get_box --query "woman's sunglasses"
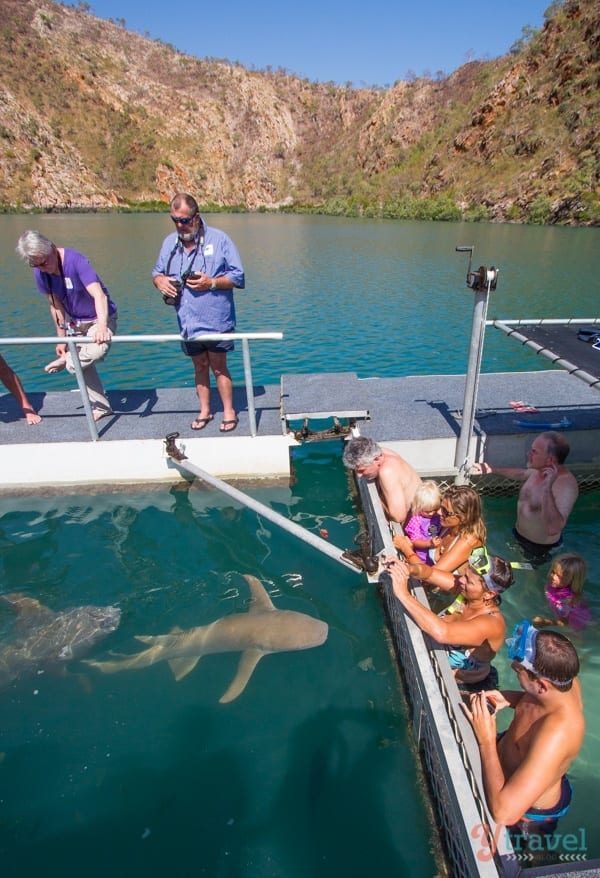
[440,506,458,518]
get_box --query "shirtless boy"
[343,436,422,526]
[465,623,584,839]
[472,432,578,559]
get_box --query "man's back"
[498,680,584,812]
[377,448,422,525]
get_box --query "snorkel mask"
[506,619,538,673]
[470,545,490,575]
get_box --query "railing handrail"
[1,331,283,441]
[0,331,283,344]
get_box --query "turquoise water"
[1,213,599,389]
[0,443,435,877]
[0,215,599,874]
[484,491,600,860]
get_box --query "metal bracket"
[292,416,356,443]
[164,432,187,461]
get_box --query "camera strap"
[166,230,203,280]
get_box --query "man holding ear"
[472,431,578,560]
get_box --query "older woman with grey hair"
[16,230,118,421]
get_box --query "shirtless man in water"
[343,436,422,525]
[472,432,578,559]
[465,623,584,840]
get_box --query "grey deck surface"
[0,385,283,445]
[1,368,598,446]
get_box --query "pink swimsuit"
[545,584,591,631]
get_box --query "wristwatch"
[210,278,217,290]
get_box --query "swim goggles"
[470,545,490,575]
[506,619,538,672]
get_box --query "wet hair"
[342,436,382,469]
[170,192,199,215]
[412,480,442,514]
[533,629,579,691]
[442,485,487,544]
[541,431,570,464]
[15,230,55,262]
[550,553,587,596]
[486,555,514,595]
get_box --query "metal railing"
[0,331,283,441]
[489,319,600,391]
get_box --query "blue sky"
[77,0,554,87]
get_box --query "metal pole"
[166,450,361,573]
[454,283,491,482]
[242,338,257,437]
[64,338,99,441]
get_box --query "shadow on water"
[0,704,416,878]
[245,705,416,878]
[0,705,249,878]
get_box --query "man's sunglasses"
[170,214,197,226]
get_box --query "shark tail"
[84,644,165,673]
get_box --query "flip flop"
[191,415,214,430]
[509,401,539,413]
[220,417,238,433]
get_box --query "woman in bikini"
[394,484,488,593]
[385,554,514,686]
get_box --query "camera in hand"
[163,277,182,307]
[486,697,497,715]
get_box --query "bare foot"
[44,356,67,374]
[24,411,42,425]
[93,408,113,422]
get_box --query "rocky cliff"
[0,0,597,223]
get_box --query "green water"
[0,443,436,877]
[0,215,599,874]
[483,491,600,861]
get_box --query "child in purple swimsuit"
[404,481,442,564]
[533,553,592,631]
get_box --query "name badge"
[65,277,74,289]
[204,244,214,256]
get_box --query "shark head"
[56,605,122,660]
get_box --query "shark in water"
[0,593,121,690]
[85,574,329,703]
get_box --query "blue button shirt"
[153,225,245,338]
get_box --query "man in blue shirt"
[152,193,245,432]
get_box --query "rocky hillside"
[0,0,598,223]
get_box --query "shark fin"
[243,574,275,614]
[219,648,266,703]
[168,656,201,681]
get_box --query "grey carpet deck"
[1,369,598,447]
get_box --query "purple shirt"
[405,512,442,564]
[34,248,117,321]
